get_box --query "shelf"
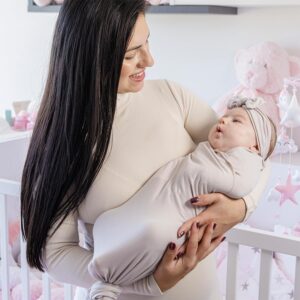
[0,131,32,144]
[27,1,237,14]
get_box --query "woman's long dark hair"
[21,0,146,271]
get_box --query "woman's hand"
[177,193,246,240]
[153,222,224,292]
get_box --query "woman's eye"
[125,56,135,60]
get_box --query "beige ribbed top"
[44,80,269,300]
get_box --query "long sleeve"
[165,80,218,144]
[165,80,270,222]
[242,159,271,220]
[44,211,162,296]
[44,211,95,288]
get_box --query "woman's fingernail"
[196,222,201,229]
[178,231,185,237]
[213,223,217,230]
[221,237,226,242]
[169,242,176,250]
[190,197,199,204]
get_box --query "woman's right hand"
[153,222,224,292]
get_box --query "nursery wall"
[0,1,300,114]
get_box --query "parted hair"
[21,0,146,271]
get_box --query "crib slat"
[64,284,73,300]
[0,179,20,197]
[0,194,10,300]
[294,257,300,299]
[20,234,30,300]
[226,242,239,300]
[258,249,273,300]
[42,273,51,300]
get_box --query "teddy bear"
[214,41,300,129]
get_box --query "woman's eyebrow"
[126,33,150,52]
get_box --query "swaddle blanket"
[88,141,263,299]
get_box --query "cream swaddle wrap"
[88,98,272,300]
[88,151,262,299]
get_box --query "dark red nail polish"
[196,222,201,229]
[213,223,217,230]
[190,197,199,204]
[221,237,226,242]
[177,252,184,258]
[178,231,185,237]
[169,242,176,250]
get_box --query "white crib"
[1,178,300,300]
[0,179,74,300]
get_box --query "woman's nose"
[138,47,154,68]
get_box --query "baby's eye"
[233,119,241,123]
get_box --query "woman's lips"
[130,71,145,82]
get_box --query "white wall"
[1,1,300,117]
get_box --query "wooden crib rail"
[0,179,73,300]
[226,225,300,300]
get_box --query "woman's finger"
[161,242,178,264]
[196,223,214,258]
[199,235,226,261]
[191,193,221,207]
[177,218,197,238]
[184,222,200,263]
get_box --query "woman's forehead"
[126,14,149,52]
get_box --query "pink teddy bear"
[214,41,300,128]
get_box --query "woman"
[21,0,269,299]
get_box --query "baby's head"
[208,97,277,160]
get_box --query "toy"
[214,41,300,128]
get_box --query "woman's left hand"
[177,193,246,240]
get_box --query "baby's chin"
[208,138,228,152]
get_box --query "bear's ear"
[289,56,300,76]
[234,49,248,66]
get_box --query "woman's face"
[118,14,154,94]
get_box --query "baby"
[88,97,277,300]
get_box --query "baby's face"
[208,107,258,152]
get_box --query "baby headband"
[227,96,272,160]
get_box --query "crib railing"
[1,178,300,300]
[226,225,300,300]
[0,179,73,300]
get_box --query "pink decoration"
[13,110,36,131]
[214,41,300,129]
[11,280,43,300]
[292,222,300,237]
[275,173,300,206]
[37,287,64,300]
[8,220,20,246]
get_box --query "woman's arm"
[44,211,163,296]
[167,81,270,231]
[44,211,95,288]
[176,160,271,239]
